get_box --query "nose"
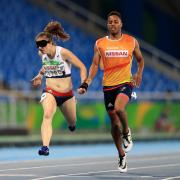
[110,22,116,26]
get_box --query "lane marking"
[161,176,180,180]
[0,155,180,172]
[0,174,35,177]
[31,163,180,180]
[65,175,154,178]
[0,152,179,165]
[0,161,113,172]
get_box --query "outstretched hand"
[31,74,42,87]
[77,88,86,94]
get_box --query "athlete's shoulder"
[56,45,62,51]
[123,33,135,40]
[95,36,107,46]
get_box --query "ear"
[120,22,123,28]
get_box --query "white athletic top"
[41,46,71,78]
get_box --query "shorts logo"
[40,93,46,102]
[131,92,137,99]
[121,87,126,91]
[105,50,128,57]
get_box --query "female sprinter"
[31,21,87,156]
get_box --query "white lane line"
[31,163,180,180]
[0,161,113,172]
[161,176,180,180]
[0,155,180,172]
[62,175,154,178]
[0,174,35,177]
[31,170,121,180]
[129,163,180,170]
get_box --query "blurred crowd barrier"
[0,90,180,137]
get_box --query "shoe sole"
[38,152,49,156]
[39,153,49,156]
[119,168,127,173]
[118,166,127,173]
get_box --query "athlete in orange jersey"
[96,34,135,86]
[80,11,144,173]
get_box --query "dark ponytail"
[44,21,70,41]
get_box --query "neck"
[47,46,56,59]
[109,32,122,40]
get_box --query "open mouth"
[110,27,116,30]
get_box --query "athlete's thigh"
[115,94,129,110]
[114,84,132,110]
[41,93,57,117]
[59,96,76,123]
[104,89,117,111]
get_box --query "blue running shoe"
[38,146,49,156]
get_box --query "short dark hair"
[107,11,122,20]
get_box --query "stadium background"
[0,0,180,145]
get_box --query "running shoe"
[68,125,76,132]
[122,128,133,152]
[38,146,49,156]
[118,154,127,173]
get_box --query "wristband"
[79,82,88,91]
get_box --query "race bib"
[44,64,65,77]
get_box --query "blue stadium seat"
[0,0,179,92]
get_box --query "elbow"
[91,64,98,71]
[138,57,144,67]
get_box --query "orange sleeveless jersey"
[96,34,135,86]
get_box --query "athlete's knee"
[108,110,119,124]
[43,112,53,121]
[111,123,120,130]
[108,109,116,115]
[114,107,125,115]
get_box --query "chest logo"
[105,50,128,58]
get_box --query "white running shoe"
[118,154,127,173]
[122,128,133,153]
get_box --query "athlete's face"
[36,36,52,54]
[107,15,122,35]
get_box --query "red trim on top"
[46,87,73,97]
[103,83,133,92]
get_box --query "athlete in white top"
[31,21,87,156]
